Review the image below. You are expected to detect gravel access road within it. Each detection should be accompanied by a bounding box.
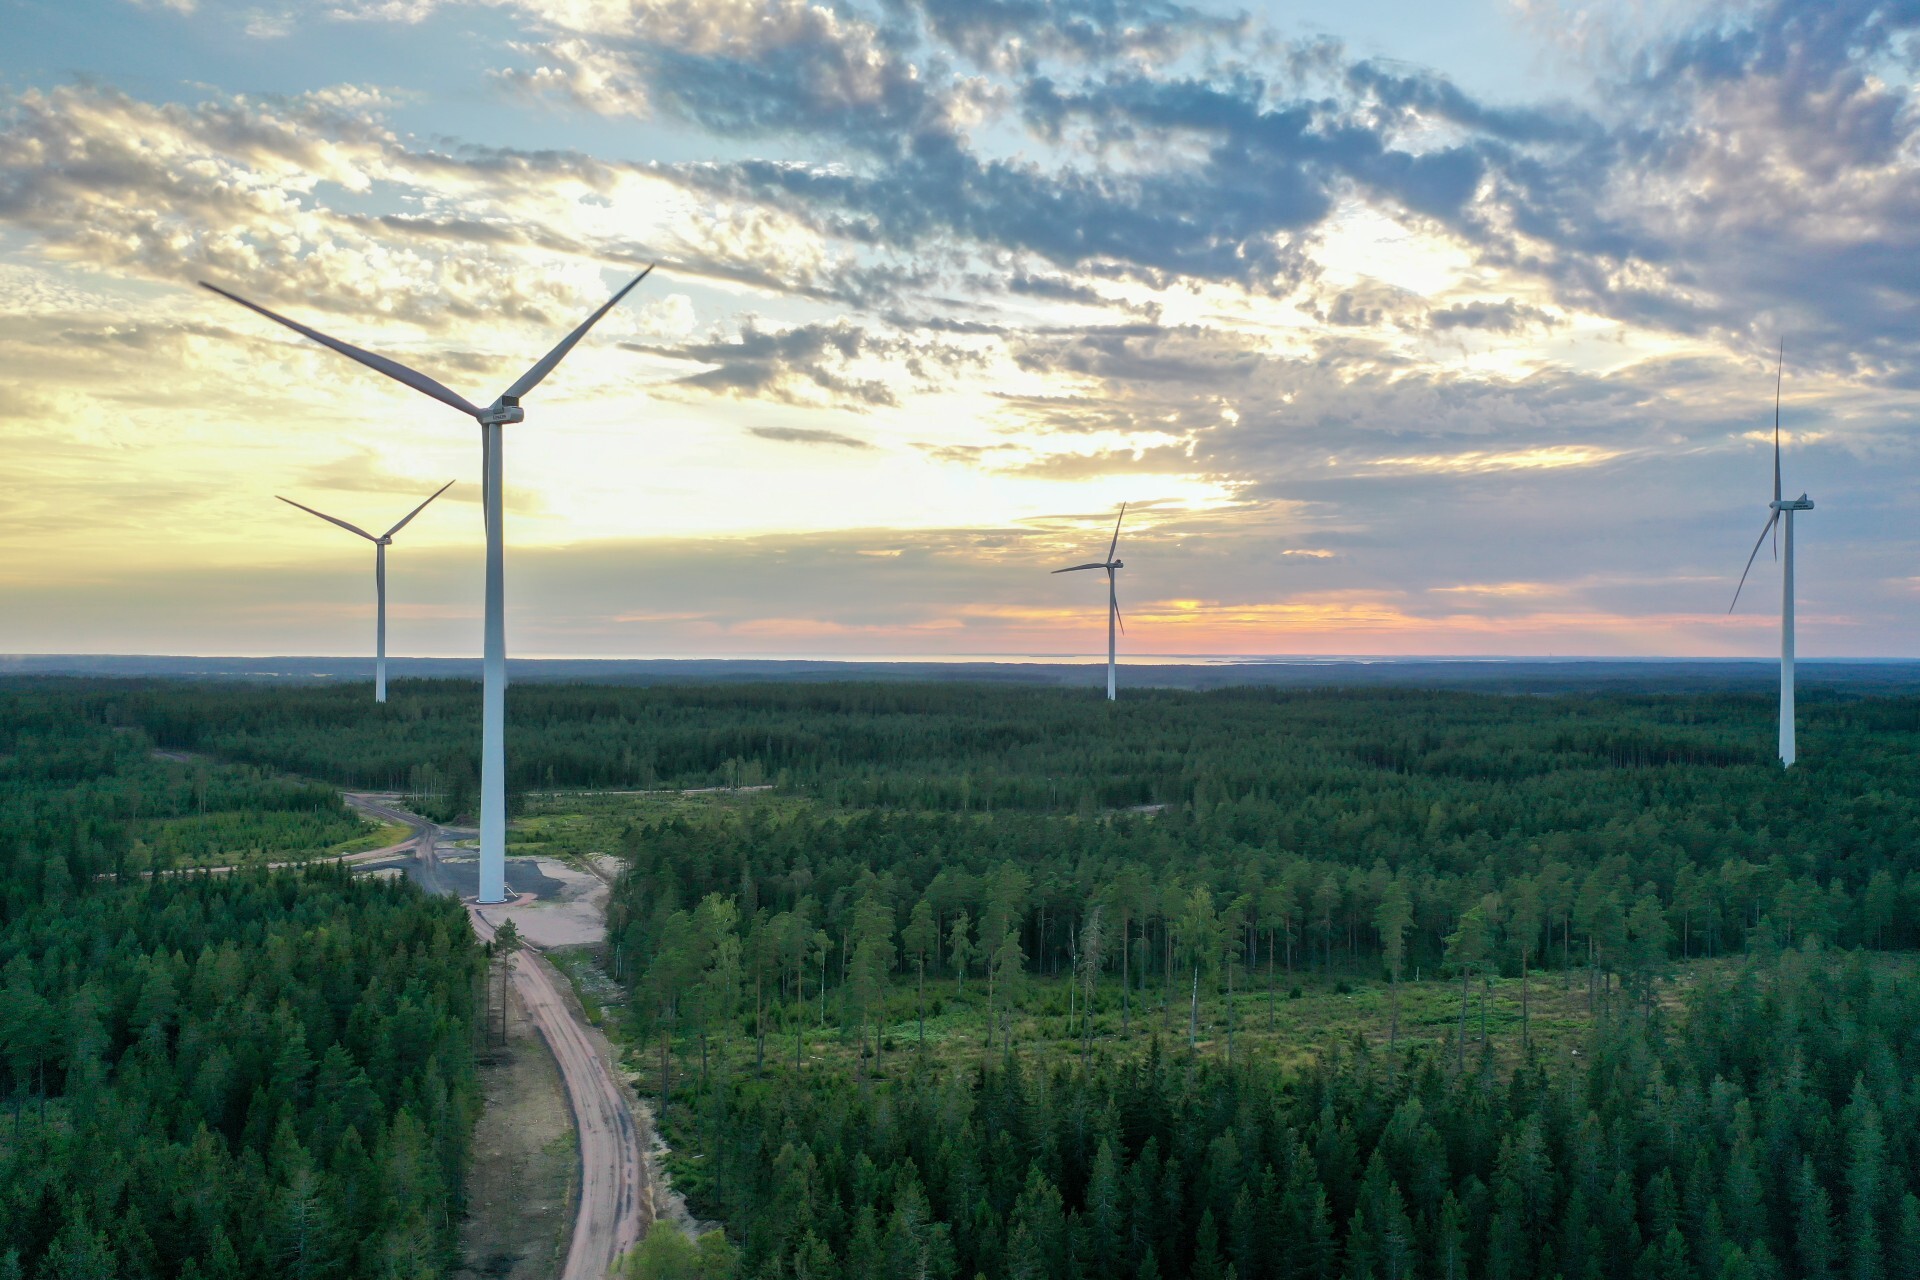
[346,793,651,1280]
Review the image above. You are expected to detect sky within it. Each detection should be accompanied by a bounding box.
[1,0,1916,660]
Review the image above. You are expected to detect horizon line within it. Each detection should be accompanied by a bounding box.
[8,653,1920,665]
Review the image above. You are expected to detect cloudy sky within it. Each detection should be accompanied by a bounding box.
[2,0,1915,659]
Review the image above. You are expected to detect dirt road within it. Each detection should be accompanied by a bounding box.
[471,909,647,1279]
[344,792,437,862]
[347,793,650,1280]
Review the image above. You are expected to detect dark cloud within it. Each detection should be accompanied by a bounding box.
[426,0,1920,373]
[1000,443,1198,478]
[749,426,875,449]
[902,0,1244,68]
[631,320,899,408]
[913,441,1019,465]
[1008,323,1267,386]
[629,317,982,410]
[1006,272,1108,305]
[1302,282,1426,329]
[1429,299,1561,334]
[1344,61,1595,147]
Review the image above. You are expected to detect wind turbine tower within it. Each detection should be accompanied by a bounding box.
[204,265,655,902]
[1054,503,1129,701]
[278,481,453,703]
[1729,345,1814,767]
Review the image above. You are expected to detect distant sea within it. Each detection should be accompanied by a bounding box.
[6,653,1920,694]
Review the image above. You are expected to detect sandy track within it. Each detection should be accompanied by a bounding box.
[347,793,649,1279]
[472,910,647,1280]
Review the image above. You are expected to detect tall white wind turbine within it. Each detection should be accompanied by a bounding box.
[1729,344,1814,767]
[278,481,454,704]
[1053,503,1128,701]
[204,265,655,903]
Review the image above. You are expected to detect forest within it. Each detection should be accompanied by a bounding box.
[576,681,1920,1280]
[0,684,482,1279]
[681,949,1920,1280]
[0,867,482,1279]
[6,675,1920,1279]
[0,683,366,913]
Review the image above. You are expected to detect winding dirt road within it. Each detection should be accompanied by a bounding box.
[470,911,647,1279]
[345,793,650,1280]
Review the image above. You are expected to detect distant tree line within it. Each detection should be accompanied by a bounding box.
[24,676,1914,817]
[0,687,365,919]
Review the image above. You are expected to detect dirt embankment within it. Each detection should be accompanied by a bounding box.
[458,978,576,1280]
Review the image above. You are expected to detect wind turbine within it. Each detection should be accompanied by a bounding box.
[1054,503,1128,701]
[1729,343,1814,767]
[203,265,655,903]
[278,481,454,704]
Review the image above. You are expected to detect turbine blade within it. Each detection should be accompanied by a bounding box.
[200,282,485,418]
[1107,501,1127,562]
[503,264,655,401]
[385,479,456,539]
[1773,340,1784,504]
[1111,587,1125,635]
[1729,510,1780,612]
[1053,563,1107,573]
[278,495,378,542]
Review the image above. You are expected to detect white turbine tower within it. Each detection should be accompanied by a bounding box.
[278,481,454,704]
[1729,344,1814,768]
[1053,503,1128,701]
[204,265,655,902]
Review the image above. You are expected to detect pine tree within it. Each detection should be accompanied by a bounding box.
[948,911,974,994]
[1087,1136,1124,1272]
[1374,880,1413,1063]
[1847,1082,1890,1280]
[904,896,938,1051]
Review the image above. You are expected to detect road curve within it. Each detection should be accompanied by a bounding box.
[471,910,647,1280]
[345,791,650,1277]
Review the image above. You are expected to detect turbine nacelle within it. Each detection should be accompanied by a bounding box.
[1771,495,1814,512]
[480,396,525,426]
[1108,559,1124,571]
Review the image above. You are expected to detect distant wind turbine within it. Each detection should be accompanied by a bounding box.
[1054,503,1128,701]
[278,481,453,704]
[203,265,655,903]
[1728,343,1814,768]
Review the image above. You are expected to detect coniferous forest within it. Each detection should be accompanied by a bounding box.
[0,683,482,1279]
[4,675,1920,1279]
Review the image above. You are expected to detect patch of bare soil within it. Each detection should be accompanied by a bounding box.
[459,978,576,1280]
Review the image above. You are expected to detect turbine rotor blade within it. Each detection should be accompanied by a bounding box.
[278,495,378,542]
[1729,509,1780,613]
[385,479,456,539]
[200,282,485,418]
[1053,563,1107,573]
[1111,583,1125,635]
[503,264,655,401]
[1107,502,1127,562]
